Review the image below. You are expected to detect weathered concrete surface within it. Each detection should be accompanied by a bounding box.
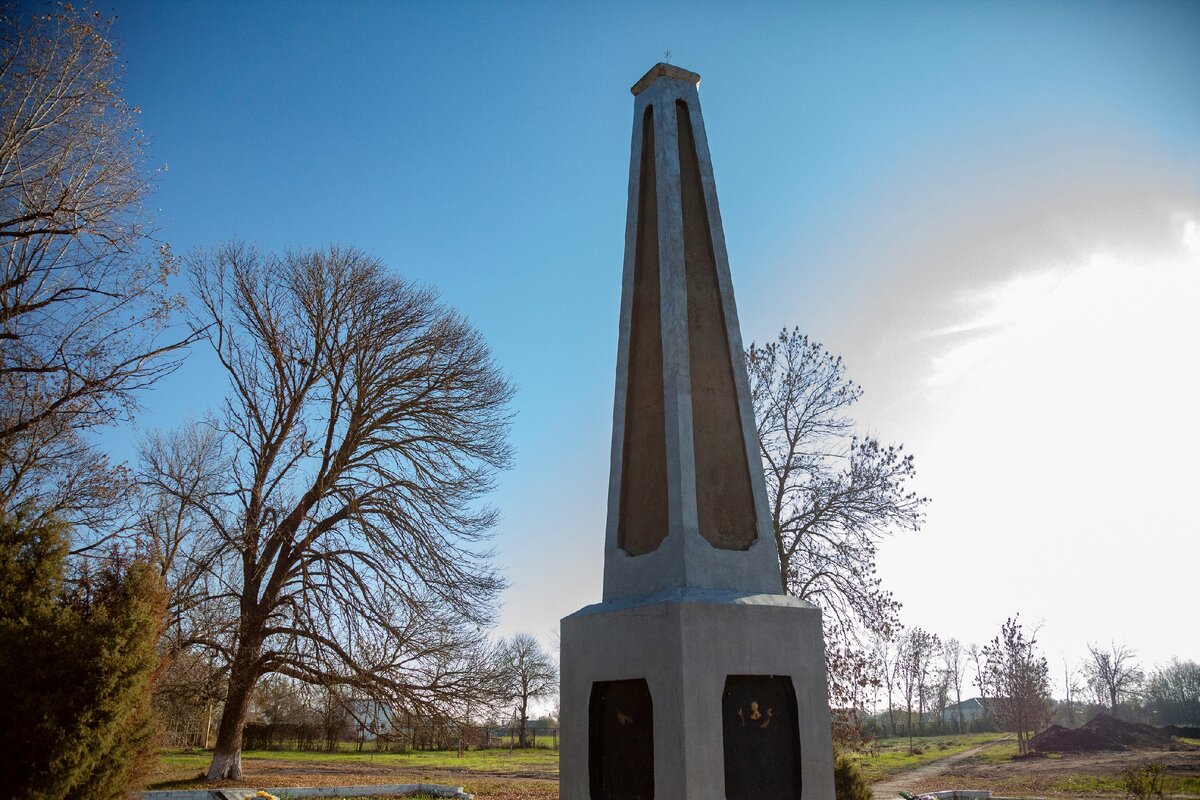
[560,590,835,800]
[631,63,701,96]
[603,62,779,602]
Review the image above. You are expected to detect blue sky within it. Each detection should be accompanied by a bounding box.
[102,0,1199,692]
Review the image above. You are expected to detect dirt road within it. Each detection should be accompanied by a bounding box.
[872,736,1013,800]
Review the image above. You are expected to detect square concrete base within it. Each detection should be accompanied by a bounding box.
[560,588,835,800]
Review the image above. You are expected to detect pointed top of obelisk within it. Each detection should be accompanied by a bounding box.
[631,62,701,95]
[604,63,783,601]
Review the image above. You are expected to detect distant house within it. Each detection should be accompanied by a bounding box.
[345,698,396,740]
[488,716,559,746]
[942,697,993,724]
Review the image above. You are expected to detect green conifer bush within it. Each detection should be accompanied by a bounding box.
[833,750,874,800]
[0,511,164,799]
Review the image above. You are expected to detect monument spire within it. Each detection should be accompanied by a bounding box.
[604,62,780,600]
[559,64,835,800]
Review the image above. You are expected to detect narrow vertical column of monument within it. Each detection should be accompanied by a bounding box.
[675,98,757,552]
[602,63,780,601]
[561,64,835,800]
[616,104,669,558]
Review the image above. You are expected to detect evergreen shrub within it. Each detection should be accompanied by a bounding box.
[834,750,873,800]
[0,511,164,799]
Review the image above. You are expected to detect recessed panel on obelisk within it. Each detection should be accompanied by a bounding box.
[560,64,835,800]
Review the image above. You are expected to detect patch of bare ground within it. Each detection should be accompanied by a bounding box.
[148,757,560,799]
[872,738,1013,799]
[900,748,1200,797]
[460,778,559,800]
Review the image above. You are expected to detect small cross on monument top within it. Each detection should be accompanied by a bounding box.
[630,62,701,95]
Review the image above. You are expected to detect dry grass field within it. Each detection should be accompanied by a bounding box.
[152,734,1200,799]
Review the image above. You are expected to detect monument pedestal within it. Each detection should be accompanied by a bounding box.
[561,589,834,800]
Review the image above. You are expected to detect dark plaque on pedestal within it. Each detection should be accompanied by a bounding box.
[722,675,802,800]
[590,679,655,800]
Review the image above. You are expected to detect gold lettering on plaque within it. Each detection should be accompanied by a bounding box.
[736,701,777,728]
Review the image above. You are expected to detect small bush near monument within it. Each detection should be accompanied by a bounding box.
[834,751,874,800]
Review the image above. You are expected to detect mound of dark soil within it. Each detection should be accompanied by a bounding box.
[1163,724,1200,739]
[1083,713,1172,748]
[1029,723,1125,753]
[1030,714,1188,754]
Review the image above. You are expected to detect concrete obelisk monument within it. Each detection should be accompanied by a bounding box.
[559,64,835,800]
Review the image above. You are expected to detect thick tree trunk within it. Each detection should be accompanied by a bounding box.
[206,640,262,780]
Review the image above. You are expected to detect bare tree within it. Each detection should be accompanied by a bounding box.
[915,630,941,734]
[930,657,950,732]
[153,646,225,748]
[980,617,1052,755]
[495,633,558,748]
[968,642,986,703]
[826,637,883,745]
[137,426,228,635]
[874,633,900,736]
[141,243,513,779]
[1084,642,1143,716]
[137,424,235,748]
[747,329,927,706]
[0,4,190,527]
[1061,656,1082,726]
[897,628,918,743]
[943,638,966,732]
[897,627,939,752]
[1143,658,1200,725]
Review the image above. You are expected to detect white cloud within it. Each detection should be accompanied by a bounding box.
[1182,216,1200,257]
[926,222,1200,398]
[878,213,1200,674]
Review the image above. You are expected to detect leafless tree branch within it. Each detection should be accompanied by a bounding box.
[747,328,928,710]
[0,3,194,528]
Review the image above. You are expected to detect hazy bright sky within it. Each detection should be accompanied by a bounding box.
[100,0,1199,695]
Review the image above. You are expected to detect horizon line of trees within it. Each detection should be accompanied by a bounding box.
[156,629,559,754]
[162,669,562,754]
[847,620,1198,754]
